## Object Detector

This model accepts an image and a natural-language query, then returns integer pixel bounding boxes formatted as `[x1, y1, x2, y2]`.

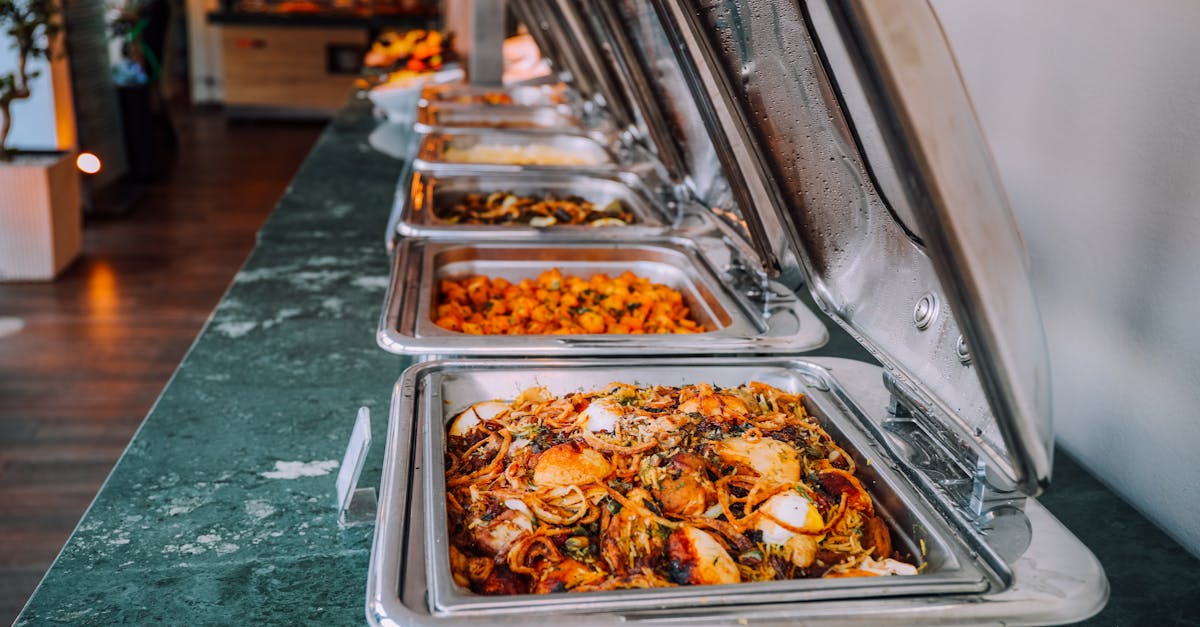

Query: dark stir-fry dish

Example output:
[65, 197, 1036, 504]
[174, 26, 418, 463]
[444, 382, 919, 595]
[437, 191, 636, 226]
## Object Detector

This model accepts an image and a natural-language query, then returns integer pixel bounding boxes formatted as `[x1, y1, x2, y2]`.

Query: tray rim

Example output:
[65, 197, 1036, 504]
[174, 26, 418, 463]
[417, 81, 580, 109]
[410, 129, 667, 177]
[413, 101, 599, 136]
[420, 359, 994, 616]
[394, 169, 692, 241]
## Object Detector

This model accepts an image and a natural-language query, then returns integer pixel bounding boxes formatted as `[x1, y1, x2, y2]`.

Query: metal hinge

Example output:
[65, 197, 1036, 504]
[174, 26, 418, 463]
[881, 372, 1030, 562]
[723, 254, 769, 303]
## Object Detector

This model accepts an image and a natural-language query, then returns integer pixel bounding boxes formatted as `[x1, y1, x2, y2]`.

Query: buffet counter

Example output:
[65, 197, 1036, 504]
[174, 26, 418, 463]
[14, 100, 1198, 625]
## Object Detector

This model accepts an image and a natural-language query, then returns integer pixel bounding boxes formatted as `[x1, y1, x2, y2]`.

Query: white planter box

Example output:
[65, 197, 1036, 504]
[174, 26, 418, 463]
[0, 151, 82, 281]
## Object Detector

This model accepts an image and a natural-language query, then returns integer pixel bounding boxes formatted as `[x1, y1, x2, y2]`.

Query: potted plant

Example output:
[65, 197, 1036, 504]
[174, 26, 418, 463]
[0, 0, 81, 281]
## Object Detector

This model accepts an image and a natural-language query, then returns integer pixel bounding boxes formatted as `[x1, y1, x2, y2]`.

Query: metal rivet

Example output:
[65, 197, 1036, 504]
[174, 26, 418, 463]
[913, 294, 937, 330]
[956, 335, 971, 364]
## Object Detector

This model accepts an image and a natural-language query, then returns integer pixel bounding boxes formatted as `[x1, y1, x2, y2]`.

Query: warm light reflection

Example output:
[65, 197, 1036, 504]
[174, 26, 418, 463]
[76, 152, 102, 174]
[412, 174, 425, 214]
[87, 260, 119, 319]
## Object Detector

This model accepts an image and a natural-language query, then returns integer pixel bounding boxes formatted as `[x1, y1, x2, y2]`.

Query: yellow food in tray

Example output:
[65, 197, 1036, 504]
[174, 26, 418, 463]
[441, 91, 516, 106]
[434, 268, 702, 335]
[443, 382, 918, 595]
[441, 144, 605, 166]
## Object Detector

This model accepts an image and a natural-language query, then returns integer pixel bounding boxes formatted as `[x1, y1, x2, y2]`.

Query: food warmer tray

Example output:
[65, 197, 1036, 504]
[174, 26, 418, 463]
[393, 170, 717, 241]
[412, 77, 615, 137]
[413, 102, 609, 136]
[412, 129, 633, 175]
[417, 83, 577, 109]
[411, 72, 614, 137]
[377, 238, 827, 356]
[396, 128, 674, 250]
[367, 0, 1108, 623]
[366, 357, 1106, 626]
[422, 360, 990, 615]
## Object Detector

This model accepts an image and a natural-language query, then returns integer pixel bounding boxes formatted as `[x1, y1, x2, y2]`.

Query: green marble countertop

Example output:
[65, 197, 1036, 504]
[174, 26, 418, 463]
[16, 100, 1199, 625]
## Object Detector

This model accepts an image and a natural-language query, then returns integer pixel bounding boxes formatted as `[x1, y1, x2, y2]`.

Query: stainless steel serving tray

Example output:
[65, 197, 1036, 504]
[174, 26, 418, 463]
[377, 239, 827, 356]
[413, 103, 603, 136]
[414, 130, 630, 174]
[366, 357, 1109, 626]
[418, 82, 576, 108]
[395, 170, 711, 241]
[422, 361, 991, 616]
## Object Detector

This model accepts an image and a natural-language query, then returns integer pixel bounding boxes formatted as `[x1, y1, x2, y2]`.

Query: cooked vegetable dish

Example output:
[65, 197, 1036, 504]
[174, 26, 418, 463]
[434, 269, 703, 335]
[444, 382, 918, 595]
[438, 191, 635, 227]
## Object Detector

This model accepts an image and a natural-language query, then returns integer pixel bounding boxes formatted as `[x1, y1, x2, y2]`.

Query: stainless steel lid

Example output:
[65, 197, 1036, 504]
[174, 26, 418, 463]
[511, 0, 639, 139]
[513, 1, 717, 201]
[577, 0, 1054, 497]
[595, 0, 796, 281]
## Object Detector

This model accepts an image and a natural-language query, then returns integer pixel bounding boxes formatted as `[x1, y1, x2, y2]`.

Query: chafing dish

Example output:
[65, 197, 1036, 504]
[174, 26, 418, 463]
[413, 104, 601, 135]
[421, 360, 992, 616]
[367, 0, 1108, 624]
[367, 358, 1106, 625]
[378, 239, 826, 356]
[419, 82, 575, 107]
[414, 130, 623, 173]
[396, 170, 690, 240]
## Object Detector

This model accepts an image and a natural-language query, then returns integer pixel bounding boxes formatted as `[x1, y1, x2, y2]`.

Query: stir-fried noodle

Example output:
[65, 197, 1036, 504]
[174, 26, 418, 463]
[445, 382, 918, 595]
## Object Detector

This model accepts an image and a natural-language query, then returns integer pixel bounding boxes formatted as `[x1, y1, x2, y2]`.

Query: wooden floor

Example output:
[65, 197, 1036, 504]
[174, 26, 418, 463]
[0, 108, 323, 623]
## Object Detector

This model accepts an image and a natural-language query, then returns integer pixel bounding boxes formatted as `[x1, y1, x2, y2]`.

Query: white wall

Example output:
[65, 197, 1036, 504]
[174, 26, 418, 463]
[932, 0, 1200, 557]
[0, 46, 60, 150]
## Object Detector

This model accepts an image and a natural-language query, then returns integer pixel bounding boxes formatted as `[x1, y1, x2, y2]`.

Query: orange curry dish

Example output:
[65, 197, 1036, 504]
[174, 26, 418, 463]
[434, 268, 704, 335]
